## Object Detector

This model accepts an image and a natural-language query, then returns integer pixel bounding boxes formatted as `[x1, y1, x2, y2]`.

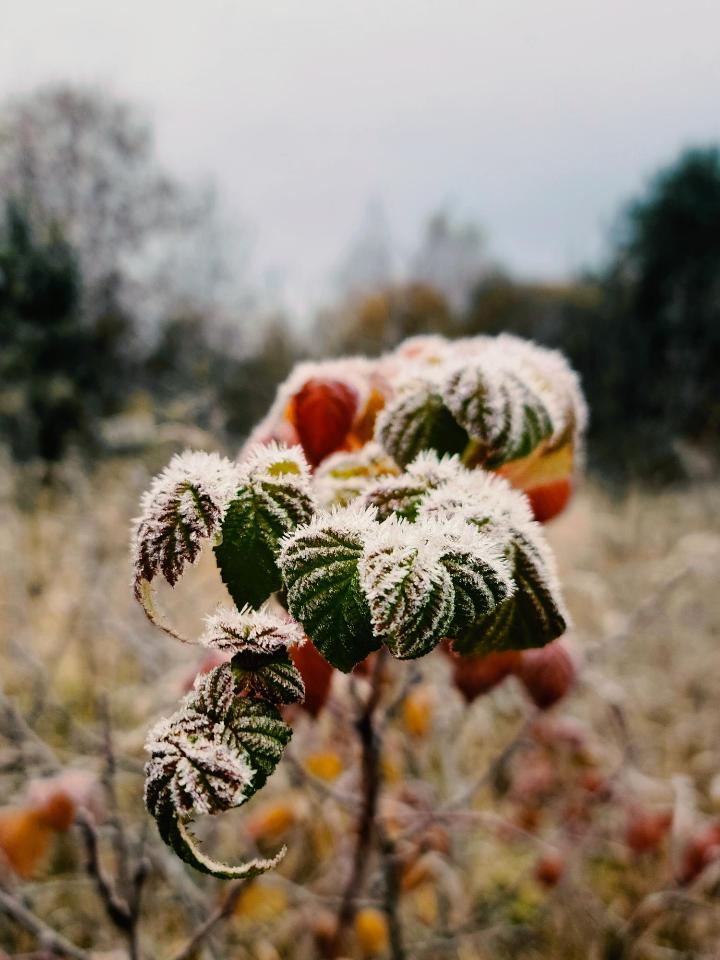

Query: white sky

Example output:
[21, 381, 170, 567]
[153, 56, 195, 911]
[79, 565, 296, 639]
[2, 0, 720, 314]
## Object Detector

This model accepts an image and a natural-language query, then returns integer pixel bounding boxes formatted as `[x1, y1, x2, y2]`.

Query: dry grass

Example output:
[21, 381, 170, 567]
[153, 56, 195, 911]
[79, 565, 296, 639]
[1, 453, 720, 959]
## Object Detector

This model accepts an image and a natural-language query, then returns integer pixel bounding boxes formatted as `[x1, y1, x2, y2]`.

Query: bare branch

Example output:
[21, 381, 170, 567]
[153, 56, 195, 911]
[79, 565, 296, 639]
[0, 887, 91, 960]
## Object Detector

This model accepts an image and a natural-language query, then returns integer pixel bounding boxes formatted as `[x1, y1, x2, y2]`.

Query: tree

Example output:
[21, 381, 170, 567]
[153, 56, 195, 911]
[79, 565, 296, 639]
[601, 147, 720, 452]
[0, 84, 231, 326]
[410, 210, 489, 311]
[0, 203, 131, 462]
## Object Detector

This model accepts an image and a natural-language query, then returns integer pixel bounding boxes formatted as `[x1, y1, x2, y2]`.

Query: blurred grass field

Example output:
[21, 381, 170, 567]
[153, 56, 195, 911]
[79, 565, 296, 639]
[2, 455, 720, 958]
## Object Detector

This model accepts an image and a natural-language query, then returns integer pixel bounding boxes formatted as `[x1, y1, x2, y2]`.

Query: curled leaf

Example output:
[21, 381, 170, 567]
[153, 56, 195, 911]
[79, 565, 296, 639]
[144, 665, 292, 878]
[132, 451, 239, 636]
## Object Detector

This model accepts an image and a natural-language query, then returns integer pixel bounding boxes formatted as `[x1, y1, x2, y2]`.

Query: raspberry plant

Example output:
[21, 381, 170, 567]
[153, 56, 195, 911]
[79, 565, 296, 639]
[132, 333, 586, 885]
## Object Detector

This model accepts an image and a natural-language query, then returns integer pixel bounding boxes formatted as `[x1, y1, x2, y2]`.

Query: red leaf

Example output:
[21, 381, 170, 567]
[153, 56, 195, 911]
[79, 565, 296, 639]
[289, 378, 358, 466]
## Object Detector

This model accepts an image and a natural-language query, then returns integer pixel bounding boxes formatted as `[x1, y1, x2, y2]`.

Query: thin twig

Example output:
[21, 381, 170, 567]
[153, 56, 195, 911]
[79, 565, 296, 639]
[377, 823, 407, 960]
[0, 886, 91, 960]
[76, 811, 133, 929]
[170, 881, 248, 960]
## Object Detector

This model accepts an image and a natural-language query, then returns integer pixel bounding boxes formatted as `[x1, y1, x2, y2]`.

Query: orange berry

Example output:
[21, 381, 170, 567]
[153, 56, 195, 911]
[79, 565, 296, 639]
[354, 907, 389, 956]
[33, 789, 75, 832]
[234, 880, 288, 920]
[677, 822, 720, 884]
[526, 477, 573, 523]
[625, 807, 673, 855]
[0, 807, 53, 878]
[246, 800, 298, 842]
[401, 855, 434, 891]
[304, 751, 343, 781]
[517, 641, 576, 710]
[402, 688, 433, 738]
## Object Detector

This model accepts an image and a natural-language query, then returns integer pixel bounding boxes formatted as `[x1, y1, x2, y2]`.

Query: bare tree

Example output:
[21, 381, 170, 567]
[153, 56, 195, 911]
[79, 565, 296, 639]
[0, 84, 240, 331]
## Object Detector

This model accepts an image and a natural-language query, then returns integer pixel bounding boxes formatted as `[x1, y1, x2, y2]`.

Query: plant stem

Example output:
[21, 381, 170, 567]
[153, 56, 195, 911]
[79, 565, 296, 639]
[377, 823, 407, 960]
[330, 650, 387, 956]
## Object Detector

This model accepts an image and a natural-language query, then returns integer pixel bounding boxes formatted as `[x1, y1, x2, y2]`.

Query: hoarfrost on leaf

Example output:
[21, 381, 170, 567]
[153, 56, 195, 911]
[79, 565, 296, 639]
[278, 504, 380, 672]
[199, 604, 303, 656]
[132, 450, 240, 637]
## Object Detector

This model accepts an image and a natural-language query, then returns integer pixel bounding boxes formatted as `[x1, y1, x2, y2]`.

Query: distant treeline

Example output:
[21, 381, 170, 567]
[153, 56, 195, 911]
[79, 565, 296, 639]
[1, 85, 718, 484]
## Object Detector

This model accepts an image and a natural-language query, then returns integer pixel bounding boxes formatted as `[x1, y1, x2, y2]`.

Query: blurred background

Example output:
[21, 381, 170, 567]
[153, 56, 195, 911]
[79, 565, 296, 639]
[1, 2, 720, 958]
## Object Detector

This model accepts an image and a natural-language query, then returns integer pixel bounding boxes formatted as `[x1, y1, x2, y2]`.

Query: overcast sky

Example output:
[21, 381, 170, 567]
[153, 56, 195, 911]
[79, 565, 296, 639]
[2, 0, 720, 312]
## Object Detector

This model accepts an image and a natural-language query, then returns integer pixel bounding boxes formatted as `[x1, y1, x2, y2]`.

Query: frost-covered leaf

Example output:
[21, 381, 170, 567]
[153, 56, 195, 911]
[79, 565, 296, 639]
[488, 335, 588, 451]
[359, 517, 512, 660]
[362, 451, 464, 521]
[452, 525, 568, 654]
[132, 451, 239, 636]
[214, 444, 315, 610]
[442, 359, 554, 467]
[359, 519, 454, 660]
[416, 465, 534, 537]
[232, 654, 305, 705]
[199, 605, 303, 657]
[375, 379, 469, 468]
[144, 664, 292, 879]
[199, 605, 305, 704]
[222, 697, 292, 790]
[440, 534, 515, 638]
[278, 506, 379, 672]
[313, 443, 399, 508]
[413, 467, 568, 653]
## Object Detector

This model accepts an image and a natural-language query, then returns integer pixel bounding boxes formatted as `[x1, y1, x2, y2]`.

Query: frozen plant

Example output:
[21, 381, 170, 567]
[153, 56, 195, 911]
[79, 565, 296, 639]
[132, 333, 585, 882]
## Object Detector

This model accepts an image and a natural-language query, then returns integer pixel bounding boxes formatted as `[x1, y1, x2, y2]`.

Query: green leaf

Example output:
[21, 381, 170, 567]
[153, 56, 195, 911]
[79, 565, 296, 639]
[223, 697, 293, 790]
[231, 650, 305, 705]
[375, 380, 469, 468]
[442, 363, 554, 467]
[360, 532, 454, 660]
[440, 543, 514, 638]
[214, 471, 314, 610]
[452, 530, 567, 654]
[279, 509, 379, 672]
[362, 451, 464, 521]
[359, 517, 513, 660]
